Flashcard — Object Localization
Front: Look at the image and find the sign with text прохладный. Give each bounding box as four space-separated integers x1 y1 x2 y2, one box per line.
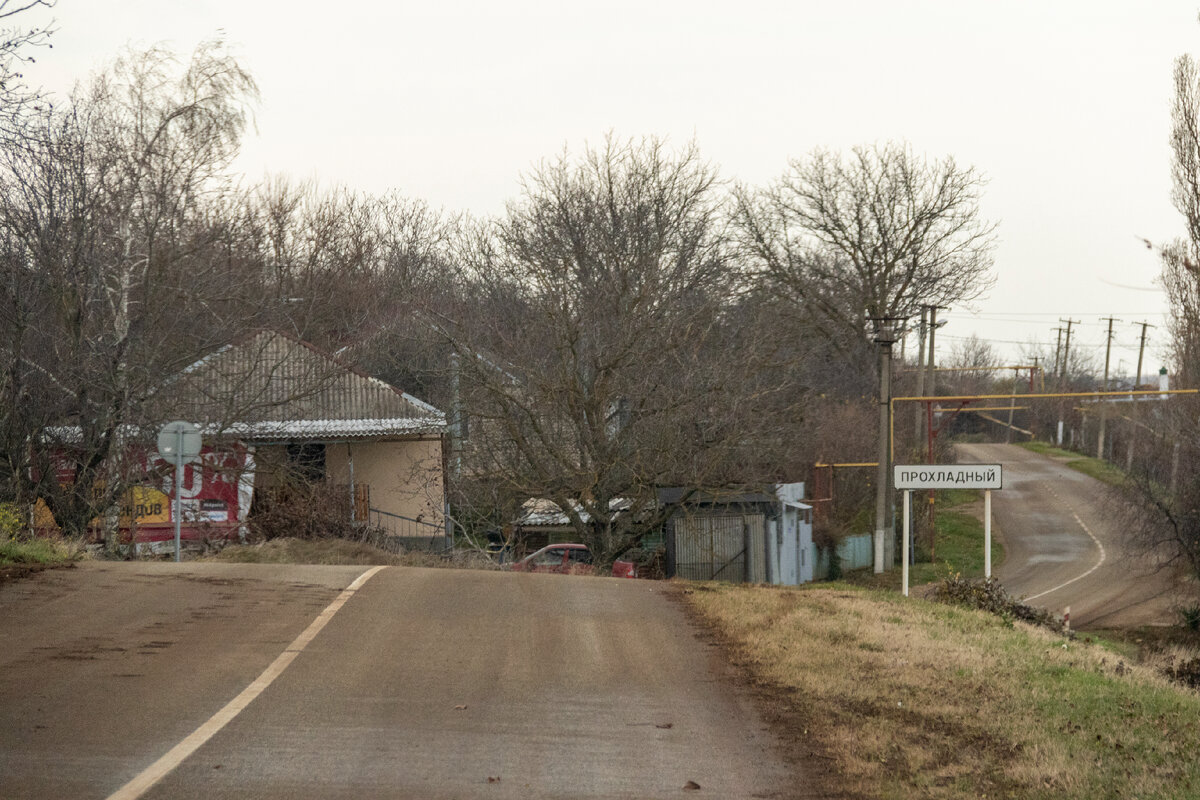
893 464 1002 490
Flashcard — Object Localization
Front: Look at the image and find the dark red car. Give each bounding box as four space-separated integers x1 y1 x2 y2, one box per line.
509 543 637 577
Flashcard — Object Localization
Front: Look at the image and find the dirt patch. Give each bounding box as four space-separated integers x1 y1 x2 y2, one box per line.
0 561 73 588
666 583 851 800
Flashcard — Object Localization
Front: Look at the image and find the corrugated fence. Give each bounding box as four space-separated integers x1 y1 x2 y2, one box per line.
813 533 874 580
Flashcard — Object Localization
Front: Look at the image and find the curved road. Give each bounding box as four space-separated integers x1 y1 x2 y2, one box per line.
956 442 1193 628
0 562 799 799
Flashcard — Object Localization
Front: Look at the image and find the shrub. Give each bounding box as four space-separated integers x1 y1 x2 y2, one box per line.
1163 657 1200 689
932 574 1064 632
248 480 356 541
1179 604 1200 632
0 502 23 539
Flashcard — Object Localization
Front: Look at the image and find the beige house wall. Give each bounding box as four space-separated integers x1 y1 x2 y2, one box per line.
248 445 288 489
326 438 445 529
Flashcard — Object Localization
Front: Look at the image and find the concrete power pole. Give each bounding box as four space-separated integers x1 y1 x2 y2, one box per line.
1097 317 1120 459
914 306 928 442
1059 319 1077 380
927 307 942 398
1057 319 1079 445
1052 327 1064 378
872 319 899 574
1126 321 1155 470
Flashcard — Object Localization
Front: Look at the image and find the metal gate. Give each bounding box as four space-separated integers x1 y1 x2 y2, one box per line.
672 513 765 582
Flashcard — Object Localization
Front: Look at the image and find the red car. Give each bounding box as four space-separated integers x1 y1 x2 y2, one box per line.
509 543 637 577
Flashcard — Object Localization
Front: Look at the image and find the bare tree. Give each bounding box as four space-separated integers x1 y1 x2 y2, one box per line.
446 136 795 563
1115 398 1200 582
735 142 997 367
0 40 260 538
1162 53 1200 387
0 1 54 134
1115 47 1200 587
943 333 999 396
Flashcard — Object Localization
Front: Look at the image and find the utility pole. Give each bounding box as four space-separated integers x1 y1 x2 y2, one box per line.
1097 316 1120 459
1005 367 1019 444
1127 321 1155 470
871 319 900 574
1057 319 1079 445
1133 321 1153 389
926 307 945 399
1052 327 1064 378
914 306 928 442
1059 319 1079 381
924 306 946 561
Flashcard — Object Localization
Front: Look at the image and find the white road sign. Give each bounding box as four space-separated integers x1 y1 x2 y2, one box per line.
157 420 202 464
893 464 1002 490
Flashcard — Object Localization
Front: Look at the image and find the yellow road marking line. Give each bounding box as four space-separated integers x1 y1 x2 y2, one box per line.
106 565 388 800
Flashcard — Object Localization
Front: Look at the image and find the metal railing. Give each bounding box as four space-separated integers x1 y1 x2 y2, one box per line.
366 507 450 553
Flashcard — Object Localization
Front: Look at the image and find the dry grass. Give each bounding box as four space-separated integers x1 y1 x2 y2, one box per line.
684 582 1200 800
0 535 87 565
203 537 501 570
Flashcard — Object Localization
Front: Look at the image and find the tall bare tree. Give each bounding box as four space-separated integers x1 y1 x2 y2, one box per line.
447 136 796 563
1116 46 1200 587
0 40 260 537
1163 53 1200 387
735 142 997 367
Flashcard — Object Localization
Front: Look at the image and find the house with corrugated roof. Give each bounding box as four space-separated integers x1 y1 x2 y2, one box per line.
148 330 448 543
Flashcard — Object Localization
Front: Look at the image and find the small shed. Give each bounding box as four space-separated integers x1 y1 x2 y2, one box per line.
660 484 813 585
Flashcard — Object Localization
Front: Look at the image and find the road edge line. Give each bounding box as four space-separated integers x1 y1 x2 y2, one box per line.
1024 502 1107 602
105 565 388 800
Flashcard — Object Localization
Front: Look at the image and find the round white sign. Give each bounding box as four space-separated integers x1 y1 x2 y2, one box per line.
157 420 202 464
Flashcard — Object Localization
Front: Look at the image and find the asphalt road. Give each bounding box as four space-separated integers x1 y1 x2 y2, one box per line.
0 562 796 799
956 442 1194 627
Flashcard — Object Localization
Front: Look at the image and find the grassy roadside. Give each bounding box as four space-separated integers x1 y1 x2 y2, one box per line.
843 488 1001 590
1020 441 1126 487
683 582 1200 800
0 536 80 566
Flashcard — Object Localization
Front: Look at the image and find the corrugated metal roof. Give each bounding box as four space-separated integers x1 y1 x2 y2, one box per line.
515 497 633 527
158 331 445 440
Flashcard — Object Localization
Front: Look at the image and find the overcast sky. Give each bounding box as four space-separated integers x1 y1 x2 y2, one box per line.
19 1 1200 377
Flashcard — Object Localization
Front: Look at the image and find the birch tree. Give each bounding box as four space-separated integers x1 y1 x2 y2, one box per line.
0 41 259 537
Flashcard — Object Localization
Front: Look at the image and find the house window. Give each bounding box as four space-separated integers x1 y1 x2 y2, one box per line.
285 443 326 482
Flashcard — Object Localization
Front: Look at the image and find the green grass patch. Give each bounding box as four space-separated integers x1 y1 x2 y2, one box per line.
843 489 1002 590
684 581 1200 800
1021 440 1078 459
0 536 79 565
1064 457 1126 487
1020 441 1126 487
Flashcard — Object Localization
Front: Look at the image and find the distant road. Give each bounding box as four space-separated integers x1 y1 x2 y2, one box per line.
0 562 799 799
956 442 1193 628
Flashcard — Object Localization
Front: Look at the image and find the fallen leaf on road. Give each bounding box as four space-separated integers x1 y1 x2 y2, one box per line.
454 704 468 710
683 780 701 790
487 776 501 783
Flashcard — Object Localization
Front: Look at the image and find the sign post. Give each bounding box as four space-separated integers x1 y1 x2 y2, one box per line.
157 421 202 562
893 464 1003 596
